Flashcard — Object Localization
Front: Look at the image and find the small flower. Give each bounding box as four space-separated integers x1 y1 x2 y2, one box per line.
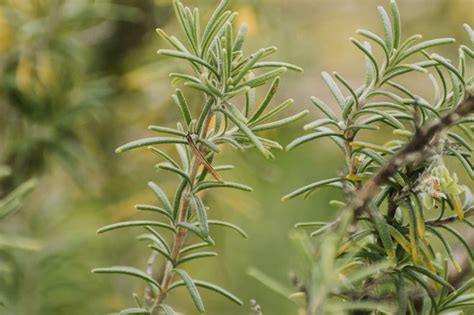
417 166 464 211
431 166 463 195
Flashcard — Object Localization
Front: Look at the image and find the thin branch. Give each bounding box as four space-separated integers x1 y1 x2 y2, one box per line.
151 106 215 313
426 207 474 226
144 250 158 308
348 93 474 217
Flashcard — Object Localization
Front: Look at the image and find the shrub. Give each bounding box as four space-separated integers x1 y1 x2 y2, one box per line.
281 1 474 314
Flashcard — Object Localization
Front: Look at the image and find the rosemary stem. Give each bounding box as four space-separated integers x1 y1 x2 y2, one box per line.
151 105 215 312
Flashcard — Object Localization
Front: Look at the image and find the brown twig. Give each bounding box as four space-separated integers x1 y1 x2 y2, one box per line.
348 94 474 217
144 250 158 308
186 132 222 182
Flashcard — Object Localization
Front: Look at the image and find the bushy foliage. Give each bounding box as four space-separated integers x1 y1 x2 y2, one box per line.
281 1 473 314
93 1 305 314
1 1 471 314
0 0 126 189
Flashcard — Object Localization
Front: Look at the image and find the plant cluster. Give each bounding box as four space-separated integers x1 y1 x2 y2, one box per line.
93 0 305 314
89 0 474 314
282 1 474 314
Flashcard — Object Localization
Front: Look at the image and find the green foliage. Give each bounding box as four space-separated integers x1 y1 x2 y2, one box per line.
0 0 123 188
283 1 473 314
0 167 37 307
0 1 471 314
94 1 303 313
0 171 36 221
0 1 138 313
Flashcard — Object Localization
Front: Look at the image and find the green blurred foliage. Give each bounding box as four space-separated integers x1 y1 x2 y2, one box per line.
0 0 470 314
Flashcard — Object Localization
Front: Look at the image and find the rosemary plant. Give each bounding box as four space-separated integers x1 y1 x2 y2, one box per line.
284 1 473 314
93 1 304 314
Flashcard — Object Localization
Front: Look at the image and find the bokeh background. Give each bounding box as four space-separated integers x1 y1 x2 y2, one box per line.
0 0 472 314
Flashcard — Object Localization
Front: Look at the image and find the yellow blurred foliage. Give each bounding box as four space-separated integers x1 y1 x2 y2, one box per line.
236 5 258 36
5 0 35 12
448 0 474 24
0 12 12 53
123 66 164 91
16 56 33 90
36 53 56 87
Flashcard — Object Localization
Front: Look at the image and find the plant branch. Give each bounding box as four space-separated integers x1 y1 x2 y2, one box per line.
426 207 474 226
348 93 474 217
144 250 158 308
151 105 215 313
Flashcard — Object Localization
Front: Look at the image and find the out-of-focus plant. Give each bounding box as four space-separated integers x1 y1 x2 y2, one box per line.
0 0 133 191
93 0 304 314
0 1 139 314
282 1 473 314
0 166 37 308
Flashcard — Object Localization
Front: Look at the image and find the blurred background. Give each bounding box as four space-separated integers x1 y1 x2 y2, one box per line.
0 0 472 314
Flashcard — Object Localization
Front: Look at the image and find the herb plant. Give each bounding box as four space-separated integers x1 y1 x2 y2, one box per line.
283 1 473 314
93 1 304 314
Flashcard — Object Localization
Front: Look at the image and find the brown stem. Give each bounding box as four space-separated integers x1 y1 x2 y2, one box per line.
144 251 158 308
348 94 474 217
151 109 215 313
344 131 357 176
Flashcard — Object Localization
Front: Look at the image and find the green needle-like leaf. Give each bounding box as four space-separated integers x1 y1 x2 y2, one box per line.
283 178 344 201
116 138 187 153
194 181 253 193
208 220 248 239
120 308 150 315
173 268 205 313
169 279 243 306
236 67 287 90
97 221 175 234
192 195 209 238
219 107 270 159
148 182 173 214
92 266 161 290
321 71 346 108
176 251 218 266
286 131 343 151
